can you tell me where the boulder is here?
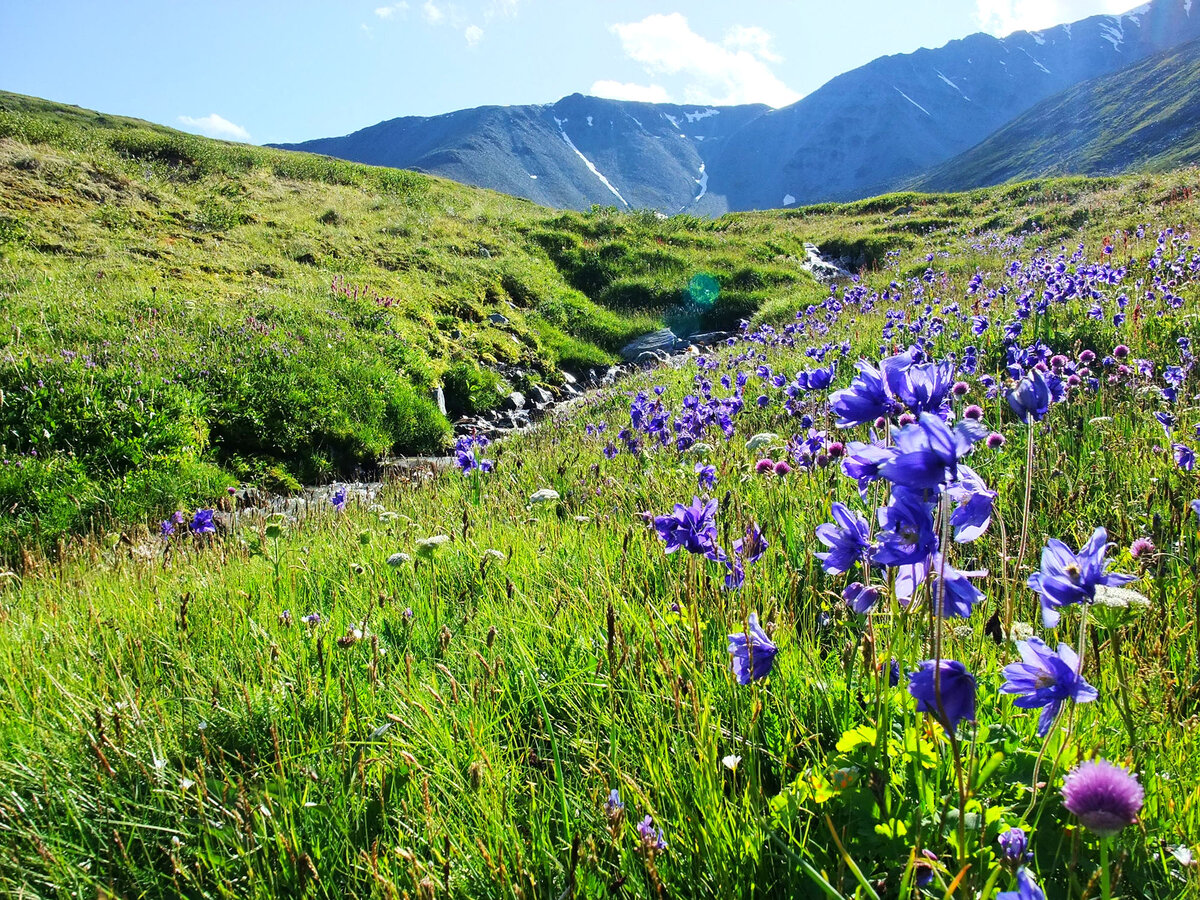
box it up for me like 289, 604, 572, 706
502, 391, 526, 411
619, 328, 685, 362
689, 331, 733, 347
529, 385, 554, 406
488, 312, 509, 326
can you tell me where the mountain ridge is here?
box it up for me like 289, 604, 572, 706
273, 0, 1200, 213
912, 34, 1200, 190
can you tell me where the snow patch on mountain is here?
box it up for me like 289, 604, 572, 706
936, 70, 970, 100
694, 163, 708, 202
684, 108, 720, 123
895, 87, 932, 116
554, 117, 629, 207
1018, 46, 1052, 74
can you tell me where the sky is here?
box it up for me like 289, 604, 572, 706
0, 0, 1138, 145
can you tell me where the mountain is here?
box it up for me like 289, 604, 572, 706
912, 36, 1200, 191
708, 0, 1200, 210
275, 0, 1200, 213
273, 95, 768, 214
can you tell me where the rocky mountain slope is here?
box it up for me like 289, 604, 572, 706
912, 35, 1200, 190
275, 0, 1200, 212
274, 95, 767, 214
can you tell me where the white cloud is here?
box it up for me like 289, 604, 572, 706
723, 25, 782, 63
975, 0, 1138, 35
589, 80, 672, 103
422, 0, 444, 24
374, 2, 409, 18
464, 23, 484, 46
484, 0, 518, 19
607, 14, 800, 108
177, 113, 250, 141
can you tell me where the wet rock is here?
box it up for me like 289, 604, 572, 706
619, 328, 686, 362
502, 391, 526, 411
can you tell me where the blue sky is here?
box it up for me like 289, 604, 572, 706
1, 0, 1136, 145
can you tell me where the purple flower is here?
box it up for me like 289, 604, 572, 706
930, 554, 985, 618
1007, 369, 1052, 422
1174, 443, 1195, 472
694, 462, 717, 489
637, 815, 667, 852
605, 789, 624, 817
815, 502, 872, 574
302, 612, 322, 627
773, 460, 792, 477
987, 433, 1006, 449
1061, 758, 1144, 837
727, 613, 778, 684
880, 412, 987, 492
997, 827, 1030, 865
754, 458, 776, 474
191, 509, 216, 535
841, 440, 897, 498
843, 582, 880, 615
159, 519, 176, 540
829, 356, 906, 427
946, 466, 996, 542
907, 659, 976, 731
1191, 499, 1200, 522
963, 404, 984, 421
873, 491, 938, 568
1129, 537, 1155, 559
330, 486, 347, 513
1001, 637, 1097, 736
654, 497, 718, 556
998, 868, 1045, 900
736, 522, 768, 564
1028, 527, 1136, 627
1156, 411, 1176, 436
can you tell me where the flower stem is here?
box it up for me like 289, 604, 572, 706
1100, 837, 1112, 900
1015, 420, 1036, 605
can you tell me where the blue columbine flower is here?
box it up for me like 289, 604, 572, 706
998, 869, 1045, 900
1001, 637, 1097, 735
829, 353, 911, 427
330, 486, 348, 512
873, 491, 938, 568
841, 440, 897, 498
727, 613, 778, 684
908, 659, 976, 731
191, 509, 216, 535
815, 503, 872, 574
997, 827, 1030, 866
1007, 369, 1052, 422
1028, 527, 1136, 627
946, 465, 996, 542
930, 554, 985, 618
843, 582, 880, 615
654, 497, 719, 556
1174, 443, 1195, 472
880, 412, 987, 492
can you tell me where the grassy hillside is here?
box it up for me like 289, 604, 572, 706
0, 153, 1198, 898
2, 90, 1200, 561
915, 36, 1200, 192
